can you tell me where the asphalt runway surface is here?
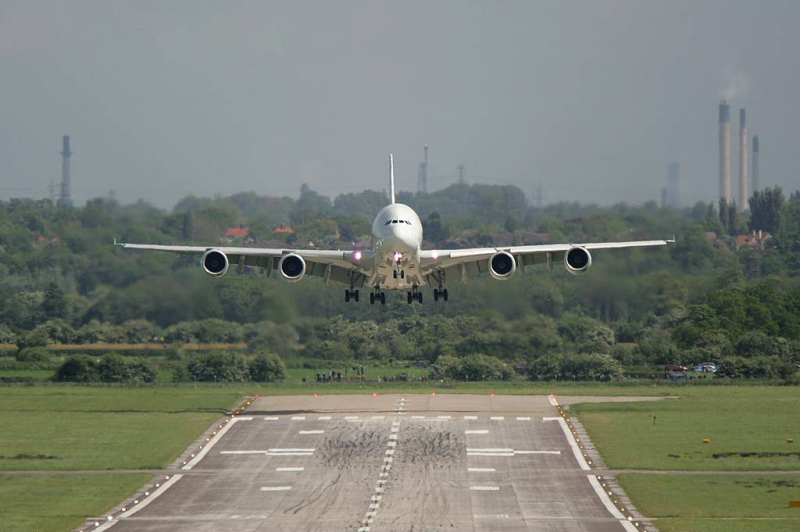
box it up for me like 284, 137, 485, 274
100, 395, 645, 532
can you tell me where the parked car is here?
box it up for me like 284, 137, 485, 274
693, 362, 717, 373
665, 364, 688, 373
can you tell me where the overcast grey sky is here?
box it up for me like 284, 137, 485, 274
1, 0, 798, 208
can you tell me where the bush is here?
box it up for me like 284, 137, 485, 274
15, 347, 51, 363
183, 351, 250, 382
53, 354, 155, 383
433, 353, 512, 381
249, 352, 286, 382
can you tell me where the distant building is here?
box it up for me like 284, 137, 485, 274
223, 226, 250, 239
737, 230, 771, 250
274, 224, 294, 234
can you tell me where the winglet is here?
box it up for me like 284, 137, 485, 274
389, 154, 396, 204
113, 238, 123, 248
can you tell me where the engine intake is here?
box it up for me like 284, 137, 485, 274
279, 253, 306, 282
489, 251, 516, 280
202, 249, 229, 277
564, 246, 592, 275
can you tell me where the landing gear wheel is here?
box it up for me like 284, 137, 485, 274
370, 292, 375, 305
393, 270, 397, 279
443, 289, 449, 301
417, 292, 423, 304
345, 290, 351, 302
353, 290, 360, 302
400, 270, 405, 279
380, 293, 386, 305
407, 292, 413, 304
434, 289, 439, 301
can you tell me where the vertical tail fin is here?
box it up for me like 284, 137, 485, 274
389, 154, 396, 204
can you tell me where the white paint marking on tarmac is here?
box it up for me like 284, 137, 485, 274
543, 416, 590, 470
437, 415, 451, 420
389, 434, 398, 440
388, 441, 397, 447
549, 395, 559, 406
235, 416, 254, 421
465, 430, 489, 434
260, 486, 292, 491
467, 448, 512, 452
468, 468, 496, 472
92, 474, 184, 532
299, 430, 324, 435
514, 450, 561, 455
345, 416, 359, 420
411, 415, 425, 419
468, 452, 514, 457
474, 514, 510, 519
516, 417, 531, 421
371, 416, 386, 419
490, 416, 505, 421
269, 448, 316, 452
264, 417, 279, 421
268, 452, 312, 456
470, 486, 500, 491
463, 415, 478, 420
221, 450, 269, 455
317, 416, 332, 420
588, 475, 639, 532
290, 416, 306, 421
276, 467, 304, 472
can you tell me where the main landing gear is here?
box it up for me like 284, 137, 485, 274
370, 290, 386, 305
407, 288, 423, 304
433, 288, 449, 301
344, 289, 359, 302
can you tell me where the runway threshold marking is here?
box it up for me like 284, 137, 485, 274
299, 430, 324, 434
468, 468, 496, 472
470, 486, 500, 491
276, 467, 305, 472
465, 430, 489, 434
260, 486, 292, 491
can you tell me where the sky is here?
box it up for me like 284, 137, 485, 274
1, 0, 799, 209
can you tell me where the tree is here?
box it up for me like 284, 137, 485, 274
184, 351, 250, 382
249, 352, 287, 382
42, 283, 67, 319
54, 356, 97, 382
422, 211, 449, 243
749, 187, 785, 233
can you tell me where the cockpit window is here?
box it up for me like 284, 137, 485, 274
384, 220, 391, 225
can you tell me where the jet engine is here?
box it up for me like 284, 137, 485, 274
279, 253, 306, 282
488, 251, 516, 281
202, 249, 229, 277
564, 246, 592, 275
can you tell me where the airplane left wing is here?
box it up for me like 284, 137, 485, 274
418, 239, 673, 283
115, 241, 372, 287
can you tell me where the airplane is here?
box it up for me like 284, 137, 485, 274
116, 155, 674, 305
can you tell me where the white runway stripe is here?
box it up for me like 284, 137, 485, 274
260, 486, 292, 491
463, 415, 478, 420
290, 416, 306, 421
468, 468, 496, 472
264, 417, 279, 421
468, 452, 514, 457
465, 430, 489, 434
516, 417, 531, 421
299, 430, 324, 435
490, 416, 505, 421
467, 448, 512, 452
317, 416, 332, 420
470, 486, 500, 491
514, 450, 561, 455
276, 467, 304, 472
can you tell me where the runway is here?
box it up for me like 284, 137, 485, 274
97, 395, 643, 532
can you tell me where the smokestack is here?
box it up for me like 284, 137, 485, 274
667, 161, 680, 208
752, 134, 760, 192
738, 108, 748, 211
719, 101, 731, 203
60, 135, 73, 208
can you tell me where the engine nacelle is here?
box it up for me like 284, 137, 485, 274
202, 249, 229, 277
564, 246, 592, 275
488, 251, 516, 281
278, 253, 306, 282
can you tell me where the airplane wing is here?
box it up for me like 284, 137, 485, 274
418, 239, 673, 283
115, 241, 372, 287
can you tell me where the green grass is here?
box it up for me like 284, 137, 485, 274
0, 369, 53, 379
0, 387, 246, 471
572, 386, 800, 471
618, 474, 800, 532
0, 474, 151, 532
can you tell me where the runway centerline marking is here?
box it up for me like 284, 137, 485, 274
298, 430, 324, 435
290, 416, 306, 421
470, 486, 500, 491
276, 467, 304, 472
468, 468, 496, 472
465, 430, 490, 434
260, 486, 292, 491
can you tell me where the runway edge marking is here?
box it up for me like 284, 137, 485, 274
91, 414, 250, 531
543, 409, 639, 532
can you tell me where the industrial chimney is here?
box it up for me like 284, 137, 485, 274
59, 135, 73, 208
738, 108, 748, 211
752, 134, 760, 192
719, 101, 731, 203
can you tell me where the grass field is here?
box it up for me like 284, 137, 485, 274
572, 386, 800, 471
0, 474, 151, 532
618, 474, 800, 532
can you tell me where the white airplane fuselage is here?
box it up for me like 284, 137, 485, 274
370, 202, 424, 289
